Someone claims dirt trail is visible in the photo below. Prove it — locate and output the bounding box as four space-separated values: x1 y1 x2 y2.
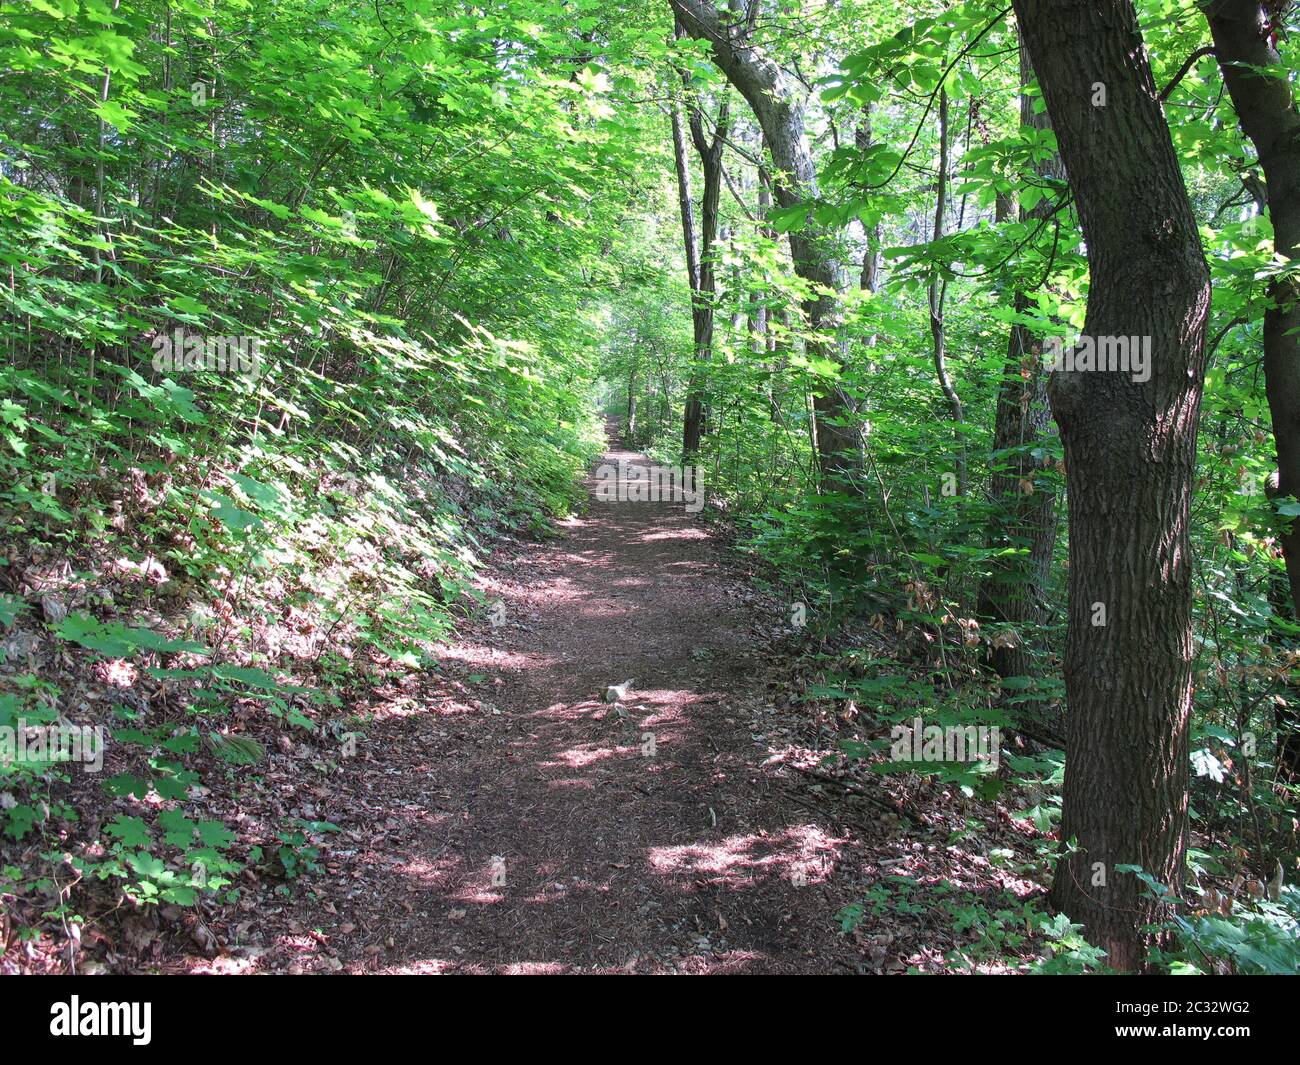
272 419 874 973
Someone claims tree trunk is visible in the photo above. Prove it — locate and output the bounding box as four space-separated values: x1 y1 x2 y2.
1202 0 1300 777
757 157 785 421
1013 0 1213 971
670 95 708 457
627 369 638 440
670 98 700 292
928 88 966 495
856 107 882 295
977 40 1062 680
682 65 728 457
669 0 863 490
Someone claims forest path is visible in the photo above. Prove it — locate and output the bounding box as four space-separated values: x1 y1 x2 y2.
276 418 875 973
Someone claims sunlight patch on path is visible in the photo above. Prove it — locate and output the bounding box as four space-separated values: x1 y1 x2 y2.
648 825 847 890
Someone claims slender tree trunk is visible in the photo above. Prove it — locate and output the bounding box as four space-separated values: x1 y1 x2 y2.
977 41 1062 680
669 39 729 459
670 99 700 291
928 88 966 495
854 104 881 467
1014 0 1213 970
752 144 772 356
1202 0 1300 776
669 0 863 491
627 368 638 440
684 85 728 456
756 158 784 421
670 99 704 454
856 107 882 295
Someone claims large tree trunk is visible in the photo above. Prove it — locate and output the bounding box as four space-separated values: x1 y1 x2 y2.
977 41 1062 680
1202 0 1300 777
668 0 863 490
1013 0 1213 970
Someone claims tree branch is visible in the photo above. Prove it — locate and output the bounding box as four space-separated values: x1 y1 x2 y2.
1158 46 1216 102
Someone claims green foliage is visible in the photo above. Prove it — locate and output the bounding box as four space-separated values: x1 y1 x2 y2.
1165 887 1300 976
0 0 651 948
1 0 1298 972
838 877 1110 973
274 819 341 882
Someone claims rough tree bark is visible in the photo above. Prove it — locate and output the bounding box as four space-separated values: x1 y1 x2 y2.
668 0 863 490
1013 0 1213 970
1201 0 1300 777
977 40 1062 681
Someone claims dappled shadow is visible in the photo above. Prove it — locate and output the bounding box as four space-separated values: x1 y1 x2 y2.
648 825 846 891
238 419 865 974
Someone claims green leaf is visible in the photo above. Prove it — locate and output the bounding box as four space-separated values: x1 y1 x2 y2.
203 491 263 532
53 613 208 657
196 820 237 848
105 815 152 848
